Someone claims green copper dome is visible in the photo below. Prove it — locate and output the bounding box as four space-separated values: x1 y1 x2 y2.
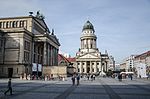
82 20 95 32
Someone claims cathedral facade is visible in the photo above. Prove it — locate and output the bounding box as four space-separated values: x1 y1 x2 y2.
76 21 113 75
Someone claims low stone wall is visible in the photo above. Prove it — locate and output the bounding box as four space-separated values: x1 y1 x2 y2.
42 66 67 78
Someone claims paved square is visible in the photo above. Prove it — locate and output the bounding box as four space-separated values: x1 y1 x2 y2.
0 77 150 99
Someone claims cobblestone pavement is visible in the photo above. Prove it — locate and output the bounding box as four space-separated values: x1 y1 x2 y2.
0 77 150 99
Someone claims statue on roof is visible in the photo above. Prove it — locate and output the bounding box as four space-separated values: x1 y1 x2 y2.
36 10 45 20
51 29 54 35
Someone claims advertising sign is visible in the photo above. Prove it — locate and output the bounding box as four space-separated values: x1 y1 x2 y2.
137 63 147 78
38 64 42 72
32 63 37 71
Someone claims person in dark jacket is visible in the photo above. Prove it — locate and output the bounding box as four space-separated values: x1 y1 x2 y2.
4 78 12 95
71 75 76 85
76 74 80 85
118 74 122 81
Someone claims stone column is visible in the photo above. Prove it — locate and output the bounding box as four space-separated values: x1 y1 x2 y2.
24 20 27 29
10 21 12 28
81 62 83 74
19 35 24 63
3 22 6 28
101 63 103 72
81 40 83 49
90 61 92 74
85 62 87 74
92 39 96 48
17 21 20 27
43 42 47 65
47 44 50 65
96 62 98 72
94 62 97 73
86 39 88 48
105 61 108 72
84 39 86 49
31 42 34 63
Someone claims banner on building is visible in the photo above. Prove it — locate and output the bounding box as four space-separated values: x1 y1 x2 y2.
38 64 42 72
32 63 37 71
137 63 147 78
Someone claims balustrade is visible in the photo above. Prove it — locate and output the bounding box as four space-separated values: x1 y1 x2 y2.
0 20 27 29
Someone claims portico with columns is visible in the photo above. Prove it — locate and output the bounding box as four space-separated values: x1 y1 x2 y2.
76 20 109 75
0 13 60 78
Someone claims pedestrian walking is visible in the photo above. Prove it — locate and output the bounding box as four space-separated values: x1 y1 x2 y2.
91 75 93 81
93 74 95 80
130 74 133 80
118 74 122 82
87 74 90 80
76 74 80 85
4 78 12 95
71 75 75 85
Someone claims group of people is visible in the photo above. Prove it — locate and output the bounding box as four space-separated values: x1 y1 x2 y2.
86 74 96 81
71 74 97 86
71 74 80 85
118 73 133 81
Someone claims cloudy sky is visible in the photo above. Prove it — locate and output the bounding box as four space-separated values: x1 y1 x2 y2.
1 0 150 63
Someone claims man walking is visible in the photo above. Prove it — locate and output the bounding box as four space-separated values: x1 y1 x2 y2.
71 75 75 85
4 78 12 95
76 74 80 85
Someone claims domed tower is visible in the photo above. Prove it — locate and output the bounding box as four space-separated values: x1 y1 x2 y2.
80 20 98 53
76 20 102 75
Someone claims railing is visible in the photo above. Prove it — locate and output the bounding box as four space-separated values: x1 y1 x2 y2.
0 20 27 29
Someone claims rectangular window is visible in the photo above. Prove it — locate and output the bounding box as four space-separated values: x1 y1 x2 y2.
24 51 29 61
78 63 80 65
24 40 30 62
78 68 80 72
97 68 99 72
82 63 84 65
83 68 84 72
87 61 90 65
34 54 36 63
24 41 30 51
92 68 94 72
17 68 18 74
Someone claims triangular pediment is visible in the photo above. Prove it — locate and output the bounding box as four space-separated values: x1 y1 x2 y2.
34 18 48 29
49 35 60 46
78 53 100 59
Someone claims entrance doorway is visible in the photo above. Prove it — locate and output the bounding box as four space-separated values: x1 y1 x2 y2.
87 61 90 73
8 68 13 78
87 67 90 73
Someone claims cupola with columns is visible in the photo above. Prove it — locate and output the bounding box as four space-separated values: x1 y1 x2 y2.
80 20 98 53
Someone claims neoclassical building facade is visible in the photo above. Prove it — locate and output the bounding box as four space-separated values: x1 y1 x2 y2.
0 13 60 78
76 21 113 75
